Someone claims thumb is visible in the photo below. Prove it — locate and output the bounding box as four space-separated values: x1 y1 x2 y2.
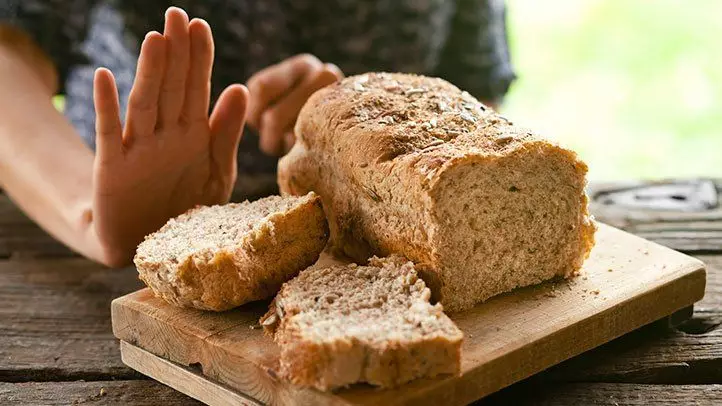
210 84 249 179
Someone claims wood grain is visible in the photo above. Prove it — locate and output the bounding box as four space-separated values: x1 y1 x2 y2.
2 181 720 405
540 253 722 384
112 223 706 405
0 259 143 381
0 380 200 405
589 179 722 252
482 382 722 405
0 194 75 259
121 342 262 406
119 342 722 406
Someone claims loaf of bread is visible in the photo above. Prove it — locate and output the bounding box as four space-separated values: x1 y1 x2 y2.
260 256 463 390
279 73 596 312
134 193 329 311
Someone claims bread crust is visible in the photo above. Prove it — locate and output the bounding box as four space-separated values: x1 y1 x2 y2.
279 73 596 312
134 193 329 311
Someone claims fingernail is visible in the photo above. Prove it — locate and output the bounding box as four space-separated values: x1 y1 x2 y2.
166 6 189 20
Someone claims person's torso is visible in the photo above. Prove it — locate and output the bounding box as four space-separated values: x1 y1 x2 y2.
64 0 456 172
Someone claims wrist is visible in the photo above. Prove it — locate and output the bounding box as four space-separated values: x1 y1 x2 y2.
73 203 133 267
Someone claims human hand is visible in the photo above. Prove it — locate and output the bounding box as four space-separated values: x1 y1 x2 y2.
91 7 248 265
246 54 343 156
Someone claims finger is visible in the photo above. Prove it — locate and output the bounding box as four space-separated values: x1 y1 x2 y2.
159 7 190 126
282 132 295 154
183 18 214 121
125 31 166 138
93 68 123 161
245 53 321 129
210 84 249 179
323 62 344 80
259 65 339 156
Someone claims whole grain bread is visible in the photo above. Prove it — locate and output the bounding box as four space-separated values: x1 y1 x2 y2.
278 72 596 312
134 192 329 311
261 256 463 390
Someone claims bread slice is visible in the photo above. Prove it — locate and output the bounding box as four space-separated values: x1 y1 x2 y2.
261 256 463 391
134 192 329 311
279 72 596 312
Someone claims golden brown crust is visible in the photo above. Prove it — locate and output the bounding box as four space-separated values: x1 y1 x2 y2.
279 73 596 312
135 193 329 311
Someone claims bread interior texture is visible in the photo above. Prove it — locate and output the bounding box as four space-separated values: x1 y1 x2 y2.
429 145 594 310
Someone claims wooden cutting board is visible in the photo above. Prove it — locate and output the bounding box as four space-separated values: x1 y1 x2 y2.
112 223 706 406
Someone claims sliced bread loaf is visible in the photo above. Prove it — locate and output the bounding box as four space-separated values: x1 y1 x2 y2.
134 192 329 311
279 72 596 312
261 256 463 391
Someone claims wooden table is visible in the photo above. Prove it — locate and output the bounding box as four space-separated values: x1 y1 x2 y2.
1 179 720 405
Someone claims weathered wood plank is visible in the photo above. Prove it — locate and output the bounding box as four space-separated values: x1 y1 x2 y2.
589 179 722 252
0 250 718 392
0 380 200 405
0 259 144 381
121 342 262 406
118 342 722 406
482 382 722 405
0 194 76 259
2 380 718 406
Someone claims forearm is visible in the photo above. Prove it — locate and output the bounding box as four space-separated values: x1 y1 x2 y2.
0 44 107 264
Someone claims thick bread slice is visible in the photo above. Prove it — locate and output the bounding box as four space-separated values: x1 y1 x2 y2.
279 72 596 312
134 192 329 311
260 256 463 391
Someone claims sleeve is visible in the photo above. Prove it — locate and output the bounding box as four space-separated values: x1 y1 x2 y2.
0 0 97 93
433 0 516 104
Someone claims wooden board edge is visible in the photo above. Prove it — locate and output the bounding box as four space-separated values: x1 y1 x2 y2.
402 263 708 406
109 223 711 406
112 292 218 367
120 340 262 406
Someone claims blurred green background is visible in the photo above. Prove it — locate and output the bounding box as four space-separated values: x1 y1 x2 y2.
503 0 721 180
56 0 719 182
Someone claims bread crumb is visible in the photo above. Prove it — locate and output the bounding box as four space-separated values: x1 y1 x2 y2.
99 388 107 397
405 87 427 96
459 112 476 123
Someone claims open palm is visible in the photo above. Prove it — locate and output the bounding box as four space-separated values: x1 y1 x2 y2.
91 8 248 265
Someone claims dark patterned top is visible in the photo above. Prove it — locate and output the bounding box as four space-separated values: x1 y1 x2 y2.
0 0 515 175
